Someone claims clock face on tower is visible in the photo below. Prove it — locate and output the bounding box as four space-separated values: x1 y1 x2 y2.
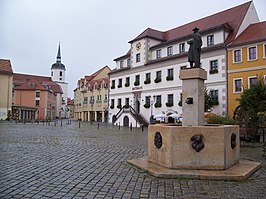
136 42 141 51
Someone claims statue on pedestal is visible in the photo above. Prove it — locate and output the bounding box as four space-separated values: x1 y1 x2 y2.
187 27 202 68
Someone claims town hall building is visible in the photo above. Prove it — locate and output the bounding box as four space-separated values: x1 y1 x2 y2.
108 1 260 127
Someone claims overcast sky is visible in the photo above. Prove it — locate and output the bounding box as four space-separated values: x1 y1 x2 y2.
1 0 265 98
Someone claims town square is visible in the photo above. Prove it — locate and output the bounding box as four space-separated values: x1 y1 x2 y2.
0 121 265 198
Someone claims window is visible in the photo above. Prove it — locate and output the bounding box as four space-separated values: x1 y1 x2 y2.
96 95 101 103
166 94 174 107
179 43 185 53
83 97 88 104
125 77 130 87
248 46 257 60
110 99 114 109
210 90 219 101
117 98 122 109
146 73 151 81
60 71 63 77
127 58 130 66
134 75 140 86
51 71 53 76
156 49 161 59
233 78 243 93
94 84 97 90
154 95 162 108
248 76 258 88
90 96 94 104
35 100 40 106
145 96 150 105
154 70 162 83
36 91 40 98
166 68 174 81
156 71 161 78
167 46 173 56
144 73 151 84
111 80 115 89
118 78 122 88
120 60 124 68
233 49 242 63
125 98 129 108
207 35 214 46
210 60 218 74
136 53 140 62
101 81 105 89
104 94 108 102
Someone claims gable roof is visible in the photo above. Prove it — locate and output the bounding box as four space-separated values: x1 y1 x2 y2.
130 1 251 44
0 59 13 75
76 65 110 89
13 73 63 94
228 21 266 47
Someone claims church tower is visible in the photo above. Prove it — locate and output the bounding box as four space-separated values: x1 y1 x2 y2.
51 43 69 118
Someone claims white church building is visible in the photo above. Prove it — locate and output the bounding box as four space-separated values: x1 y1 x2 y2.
51 44 69 118
108 1 259 127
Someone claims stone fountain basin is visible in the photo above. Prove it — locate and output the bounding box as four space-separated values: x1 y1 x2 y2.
148 124 240 170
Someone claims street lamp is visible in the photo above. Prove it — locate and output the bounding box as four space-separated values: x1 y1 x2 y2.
150 95 156 124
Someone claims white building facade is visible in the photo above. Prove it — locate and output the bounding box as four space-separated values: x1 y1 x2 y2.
108 2 259 127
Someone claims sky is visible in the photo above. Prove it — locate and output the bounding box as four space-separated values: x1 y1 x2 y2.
1 0 266 98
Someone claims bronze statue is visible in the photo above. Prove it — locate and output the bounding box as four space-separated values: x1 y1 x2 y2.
188 27 202 68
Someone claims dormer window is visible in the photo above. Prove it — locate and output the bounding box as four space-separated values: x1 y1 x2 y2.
156 49 161 59
136 53 140 63
127 58 130 67
60 71 63 77
179 43 185 53
120 60 124 68
207 35 214 46
167 46 173 56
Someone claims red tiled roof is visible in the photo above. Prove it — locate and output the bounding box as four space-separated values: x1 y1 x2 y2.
130 1 251 44
229 21 266 47
67 98 74 105
0 59 13 75
13 73 63 94
75 65 110 89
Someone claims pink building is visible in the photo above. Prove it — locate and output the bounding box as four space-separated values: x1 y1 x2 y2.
13 73 63 121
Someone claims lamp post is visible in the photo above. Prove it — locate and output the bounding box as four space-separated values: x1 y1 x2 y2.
150 95 156 124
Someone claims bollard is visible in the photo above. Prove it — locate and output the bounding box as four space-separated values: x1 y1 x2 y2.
119 122 120 130
61 120 62 127
130 123 132 131
91 120 93 125
142 124 144 132
98 123 99 129
79 121 81 128
43 121 44 125
70 120 71 125
54 121 56 126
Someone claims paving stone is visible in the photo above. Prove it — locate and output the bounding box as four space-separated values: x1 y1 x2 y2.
0 122 265 198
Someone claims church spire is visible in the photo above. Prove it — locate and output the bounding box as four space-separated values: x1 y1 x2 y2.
56 43 61 63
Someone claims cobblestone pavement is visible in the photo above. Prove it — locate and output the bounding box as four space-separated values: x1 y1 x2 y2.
0 121 265 199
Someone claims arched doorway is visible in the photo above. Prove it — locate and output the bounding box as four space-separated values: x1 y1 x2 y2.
112 115 117 124
123 116 129 127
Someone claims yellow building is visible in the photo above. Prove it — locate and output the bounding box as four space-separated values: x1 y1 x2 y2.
228 21 266 118
74 66 110 122
0 59 13 120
